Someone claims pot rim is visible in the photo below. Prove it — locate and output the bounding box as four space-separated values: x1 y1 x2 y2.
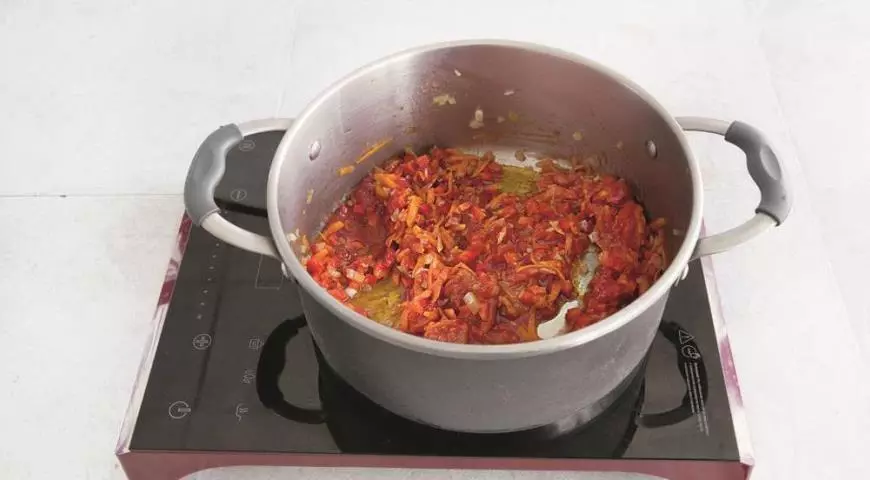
267 39 703 360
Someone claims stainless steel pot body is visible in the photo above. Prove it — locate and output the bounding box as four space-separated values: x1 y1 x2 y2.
301 285 666 431
184 41 790 432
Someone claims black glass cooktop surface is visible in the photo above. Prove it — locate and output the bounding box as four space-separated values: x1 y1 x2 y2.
124 131 748 477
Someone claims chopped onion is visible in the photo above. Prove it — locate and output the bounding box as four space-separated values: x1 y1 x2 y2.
433 93 457 106
327 268 341 279
346 268 359 279
469 107 485 129
463 292 480 314
344 287 358 299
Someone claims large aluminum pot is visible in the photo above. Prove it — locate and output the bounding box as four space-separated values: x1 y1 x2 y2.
183 40 791 433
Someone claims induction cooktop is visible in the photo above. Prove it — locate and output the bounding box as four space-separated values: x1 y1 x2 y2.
116 130 753 480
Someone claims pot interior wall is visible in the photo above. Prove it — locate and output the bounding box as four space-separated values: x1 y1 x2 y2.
276 43 693 263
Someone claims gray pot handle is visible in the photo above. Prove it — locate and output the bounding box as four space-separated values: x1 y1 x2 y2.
184 118 293 259
676 117 792 260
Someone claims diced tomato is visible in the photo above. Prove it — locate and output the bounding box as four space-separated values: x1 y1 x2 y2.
416 155 430 169
483 323 521 344
306 259 325 276
566 307 593 329
423 319 469 343
456 248 481 265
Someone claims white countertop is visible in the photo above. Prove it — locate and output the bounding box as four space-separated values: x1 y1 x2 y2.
1 1 868 479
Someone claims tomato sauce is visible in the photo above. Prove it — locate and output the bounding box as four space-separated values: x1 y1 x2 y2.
305 148 666 344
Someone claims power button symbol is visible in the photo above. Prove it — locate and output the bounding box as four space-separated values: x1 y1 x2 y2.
168 401 192 419
230 189 248 202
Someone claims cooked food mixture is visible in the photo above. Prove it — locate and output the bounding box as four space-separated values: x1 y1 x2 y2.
305 148 666 344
